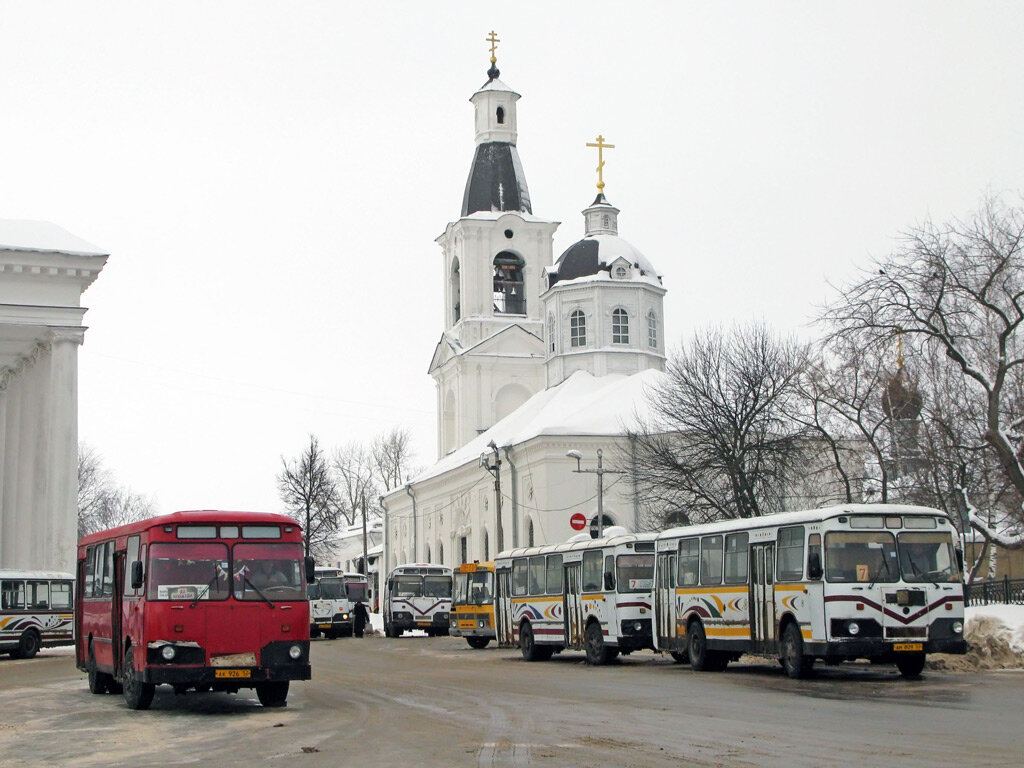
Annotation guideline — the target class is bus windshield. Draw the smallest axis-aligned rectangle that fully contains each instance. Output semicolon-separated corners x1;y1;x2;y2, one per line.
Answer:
454;571;493;606
616;554;654;593
825;532;898;583
148;543;230;601
393;576;422;597
898;532;961;583
318;577;346;599
423;576;452;598
346;582;368;602
232;542;306;601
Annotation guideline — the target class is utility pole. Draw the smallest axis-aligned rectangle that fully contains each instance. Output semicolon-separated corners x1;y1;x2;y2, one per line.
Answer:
480;440;503;553
361;492;368;576
567;448;622;538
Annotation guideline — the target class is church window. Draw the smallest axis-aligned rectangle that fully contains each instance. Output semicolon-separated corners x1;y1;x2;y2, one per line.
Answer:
528;518;535;547
570;310;587;347
437;542;444;564
451;257;461;323
647;311;658;349
612;308;629;344
483;529;489;561
548;313;556;353
460;536;468;564
496;106;505;124
493;251;525;314
602;215;609;228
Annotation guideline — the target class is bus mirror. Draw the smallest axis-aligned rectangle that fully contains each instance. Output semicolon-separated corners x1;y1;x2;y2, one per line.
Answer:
807;553;823;580
604;572;615;591
130;561;144;590
304;556;316;583
955;548;964;573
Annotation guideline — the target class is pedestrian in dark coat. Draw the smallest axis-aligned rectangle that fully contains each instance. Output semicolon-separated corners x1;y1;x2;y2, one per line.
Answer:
352;601;370;638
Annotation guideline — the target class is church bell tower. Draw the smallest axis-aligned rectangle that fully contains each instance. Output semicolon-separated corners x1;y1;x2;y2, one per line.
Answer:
428;34;559;457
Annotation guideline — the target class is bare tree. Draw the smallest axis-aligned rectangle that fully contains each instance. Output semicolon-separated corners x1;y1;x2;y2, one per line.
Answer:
77;443;155;538
277;435;341;558
333;442;380;527
822;195;1024;548
371;427;415;493
629;324;807;526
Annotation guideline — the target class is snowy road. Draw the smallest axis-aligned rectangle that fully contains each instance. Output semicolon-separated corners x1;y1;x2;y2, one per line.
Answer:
0;637;1021;767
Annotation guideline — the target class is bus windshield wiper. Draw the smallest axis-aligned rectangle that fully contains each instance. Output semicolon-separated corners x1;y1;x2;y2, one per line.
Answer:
869;554;893;589
243;576;276;608
906;554;939;588
190;573;221;609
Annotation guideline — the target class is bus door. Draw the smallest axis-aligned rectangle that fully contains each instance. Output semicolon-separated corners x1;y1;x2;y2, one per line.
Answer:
563;561;583;649
749;543;776;654
112;549;126;677
495;567;514;646
655;552;675;648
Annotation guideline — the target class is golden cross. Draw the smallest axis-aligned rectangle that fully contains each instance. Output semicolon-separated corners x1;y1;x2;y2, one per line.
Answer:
586;135;615;192
487;31;500;64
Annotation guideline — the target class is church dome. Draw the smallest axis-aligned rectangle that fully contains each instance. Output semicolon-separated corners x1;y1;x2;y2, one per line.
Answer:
548;195;660;287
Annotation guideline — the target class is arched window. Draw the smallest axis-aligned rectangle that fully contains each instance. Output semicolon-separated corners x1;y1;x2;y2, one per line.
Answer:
425;545;431;562
612;308;629;344
437;542;444;564
483;529;489;561
496;106;505;124
547;313;556;353
570;309;587;347
647;311;658;349
493;252;525;314
528;518;535;547
450;257;461;323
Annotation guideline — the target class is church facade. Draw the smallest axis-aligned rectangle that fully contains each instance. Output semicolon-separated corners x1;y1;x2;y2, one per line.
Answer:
381;54;668;571
0;221;107;573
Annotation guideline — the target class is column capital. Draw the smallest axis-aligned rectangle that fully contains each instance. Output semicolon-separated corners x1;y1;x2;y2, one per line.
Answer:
48;327;87;346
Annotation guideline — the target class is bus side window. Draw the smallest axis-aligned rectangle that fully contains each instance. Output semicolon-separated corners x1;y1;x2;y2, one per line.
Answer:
125;535;141;597
582;550;603;592
668;554;677;588
101;541;115;597
512;559;528;596
51;581;73;610
700;535;723;585
776;526;805;581
724;533;749;584
807;534;822;580
1;580;24;610
545;555;562;594
528;556;545;596
677;539;699;586
84;546;96;597
28;580;49;609
604;555;616;591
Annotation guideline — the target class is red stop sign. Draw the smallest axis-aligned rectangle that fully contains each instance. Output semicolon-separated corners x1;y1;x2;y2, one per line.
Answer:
569;512;587;531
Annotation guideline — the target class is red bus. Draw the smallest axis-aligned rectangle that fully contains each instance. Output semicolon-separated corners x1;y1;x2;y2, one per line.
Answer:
75;510;314;710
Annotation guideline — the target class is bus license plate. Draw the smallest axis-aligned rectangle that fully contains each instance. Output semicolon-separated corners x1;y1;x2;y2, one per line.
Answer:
417;621;431;627
893;643;923;652
214;669;251;679
318;624;332;629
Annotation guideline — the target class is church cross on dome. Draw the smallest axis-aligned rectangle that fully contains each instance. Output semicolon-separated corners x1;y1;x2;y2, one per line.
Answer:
586;135;615;192
487;31;500;64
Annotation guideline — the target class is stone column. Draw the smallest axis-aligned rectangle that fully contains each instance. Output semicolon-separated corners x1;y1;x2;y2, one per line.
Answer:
1;377;21;567
0;381;7;562
31;346;54;569
46;329;83;574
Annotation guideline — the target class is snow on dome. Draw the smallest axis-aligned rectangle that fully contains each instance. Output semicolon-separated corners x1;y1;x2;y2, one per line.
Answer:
551;233;660;286
475;77;519;96
0;220;107;257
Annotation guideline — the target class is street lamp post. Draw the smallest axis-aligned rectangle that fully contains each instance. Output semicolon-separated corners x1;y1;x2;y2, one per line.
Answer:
566;448;622;539
480;440;504;553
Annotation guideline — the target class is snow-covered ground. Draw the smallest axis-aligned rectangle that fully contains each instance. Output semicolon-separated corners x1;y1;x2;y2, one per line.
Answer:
927;605;1024;671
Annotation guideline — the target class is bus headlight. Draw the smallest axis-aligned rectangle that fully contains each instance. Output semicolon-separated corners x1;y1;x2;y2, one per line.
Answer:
161;645;176;661
847;621;860;636
952;621;963;634
342;613;350;620
288;645;302;660
634;622;643;632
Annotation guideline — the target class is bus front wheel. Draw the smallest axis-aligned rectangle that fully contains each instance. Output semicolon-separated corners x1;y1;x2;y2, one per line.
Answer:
519;622;552;662
688;621;726;672
12;629;40;660
780;622;813;679
895;652;926;679
122;647;155;710
256;681;289;707
584;621;617;666
87;646;111;695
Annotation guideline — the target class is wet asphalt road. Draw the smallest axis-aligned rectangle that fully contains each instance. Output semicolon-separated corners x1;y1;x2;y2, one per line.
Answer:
0;636;1021;767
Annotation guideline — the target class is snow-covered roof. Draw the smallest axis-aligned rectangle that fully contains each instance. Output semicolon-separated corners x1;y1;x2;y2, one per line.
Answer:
474;77;519;96
0;220;107;257
409;368;665;485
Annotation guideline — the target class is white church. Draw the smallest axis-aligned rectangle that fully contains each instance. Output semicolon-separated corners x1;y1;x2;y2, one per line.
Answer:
380;51;669;570
0;222;107;573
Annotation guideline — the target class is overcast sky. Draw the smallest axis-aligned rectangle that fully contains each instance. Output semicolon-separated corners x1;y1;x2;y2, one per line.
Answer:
3;1;1022;515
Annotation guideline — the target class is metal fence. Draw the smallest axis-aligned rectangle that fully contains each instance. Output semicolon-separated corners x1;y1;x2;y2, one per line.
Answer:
965;577;1024;606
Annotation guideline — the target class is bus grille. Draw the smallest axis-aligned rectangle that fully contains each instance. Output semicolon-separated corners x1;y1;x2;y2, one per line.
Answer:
885;626;927;639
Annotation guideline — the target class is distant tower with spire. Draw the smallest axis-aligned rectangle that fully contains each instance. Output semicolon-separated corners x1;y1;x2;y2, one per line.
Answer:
881;331;925;479
429;33;560;457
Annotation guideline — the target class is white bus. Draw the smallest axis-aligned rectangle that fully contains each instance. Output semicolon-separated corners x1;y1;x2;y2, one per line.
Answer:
652;504;967;679
383;564;452;638
1;570;75;659
494;530;657;665
307;568;369;638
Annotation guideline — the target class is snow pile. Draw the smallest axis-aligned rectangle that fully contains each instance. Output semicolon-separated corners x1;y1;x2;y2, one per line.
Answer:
927;605;1024;672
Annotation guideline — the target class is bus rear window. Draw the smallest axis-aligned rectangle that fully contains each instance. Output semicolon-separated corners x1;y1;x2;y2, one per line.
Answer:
148;542;230;601
616;554;654;593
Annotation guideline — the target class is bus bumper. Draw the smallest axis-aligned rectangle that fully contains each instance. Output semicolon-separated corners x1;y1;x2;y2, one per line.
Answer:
143;640;312;684
804;637;968;658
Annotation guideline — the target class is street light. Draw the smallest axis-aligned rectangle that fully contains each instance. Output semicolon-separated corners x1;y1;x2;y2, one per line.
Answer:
566;448;621;539
480;440;504;553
